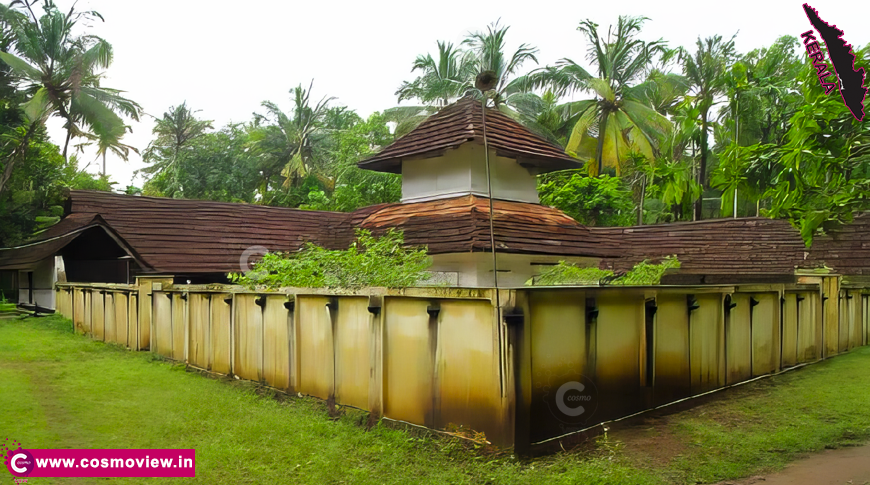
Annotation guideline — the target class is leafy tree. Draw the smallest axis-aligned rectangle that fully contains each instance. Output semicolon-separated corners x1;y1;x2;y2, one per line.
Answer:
251;81;335;195
713;44;870;245
139;102;213;195
538;171;635;226
395;41;476;107
0;0;140;191
302;112;400;212
462;20;539;107
230;229;431;289
142;124;258;202
678;34;737;218
534;16;671;175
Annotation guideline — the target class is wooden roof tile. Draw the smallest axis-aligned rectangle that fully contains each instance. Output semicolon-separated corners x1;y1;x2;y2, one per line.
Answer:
357;96;582;173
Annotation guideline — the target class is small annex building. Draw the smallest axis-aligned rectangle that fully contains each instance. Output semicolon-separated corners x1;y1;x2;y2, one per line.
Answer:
2;95;870;309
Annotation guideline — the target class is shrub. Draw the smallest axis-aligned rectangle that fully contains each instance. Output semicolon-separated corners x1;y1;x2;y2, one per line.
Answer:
229;229;431;290
527;256;680;286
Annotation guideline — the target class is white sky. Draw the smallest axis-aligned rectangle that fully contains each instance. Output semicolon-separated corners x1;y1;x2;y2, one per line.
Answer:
41;0;868;189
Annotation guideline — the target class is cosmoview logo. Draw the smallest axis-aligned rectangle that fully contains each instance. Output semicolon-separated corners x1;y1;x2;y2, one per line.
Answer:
543;374;599;427
4;440;35;478
556;381;593;417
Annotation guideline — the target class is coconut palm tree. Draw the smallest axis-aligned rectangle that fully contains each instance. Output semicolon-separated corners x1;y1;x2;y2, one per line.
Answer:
139;102;213;194
251;81;335;190
678;34;737;218
395;41;476;108
0;0;141;192
534;16;672;175
462;20;539;107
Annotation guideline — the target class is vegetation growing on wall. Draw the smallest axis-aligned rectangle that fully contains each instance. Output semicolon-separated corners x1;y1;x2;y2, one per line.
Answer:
528;256;680;286
230;229;431;290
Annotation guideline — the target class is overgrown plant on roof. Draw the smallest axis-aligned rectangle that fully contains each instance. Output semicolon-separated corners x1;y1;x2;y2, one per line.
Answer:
527;256;680;286
229;229;432;290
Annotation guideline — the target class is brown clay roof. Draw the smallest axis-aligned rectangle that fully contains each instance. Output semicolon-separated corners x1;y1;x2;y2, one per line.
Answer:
0;214;146;271
358;96;582;173
806;213;870;275
58;191;617;274
592;214;870;278
7;190;869;279
591;218;810;276
66;190;356;274
356;195;620;258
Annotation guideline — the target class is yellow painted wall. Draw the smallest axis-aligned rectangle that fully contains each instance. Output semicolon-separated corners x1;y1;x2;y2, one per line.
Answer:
210;294;232;375
104;292;116;344
91;291;105;341
690;294;724;393
527;290;586;440
782;293;798;368
864;295;870;346
383;297;433;426
595;291;644;418
796;292;821;363
73;288;86;334
60;281;870;450
262;295;291;391
848;291;863;349
188;293;210;369
726;293;752;384
824;277;840;357
334;297;371;410
751;293;779;376
153;292;173;358
233;294;263;382
437;299;501;440
171;294;186;361
297;296;335;400
654;293;690;402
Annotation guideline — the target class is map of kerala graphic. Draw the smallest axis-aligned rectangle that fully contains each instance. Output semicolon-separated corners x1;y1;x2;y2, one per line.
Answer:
802;4;867;121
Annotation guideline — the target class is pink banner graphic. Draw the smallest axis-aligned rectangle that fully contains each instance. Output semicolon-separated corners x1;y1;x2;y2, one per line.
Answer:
4;441;195;478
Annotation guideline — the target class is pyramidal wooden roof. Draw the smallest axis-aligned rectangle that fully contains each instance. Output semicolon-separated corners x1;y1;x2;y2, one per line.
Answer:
358;96;582;173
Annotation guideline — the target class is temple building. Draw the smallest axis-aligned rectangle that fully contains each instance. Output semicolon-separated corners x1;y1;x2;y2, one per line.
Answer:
1;96;869;310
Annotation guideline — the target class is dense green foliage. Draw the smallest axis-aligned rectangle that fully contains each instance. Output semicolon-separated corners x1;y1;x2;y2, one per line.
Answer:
0;0;131;246
529;256;680;285
1;2;867;248
230;229;431;289
538;172;635;226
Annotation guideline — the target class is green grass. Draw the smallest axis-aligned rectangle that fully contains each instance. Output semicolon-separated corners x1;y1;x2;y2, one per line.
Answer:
3;315;870;484
623;348;870;483
0;315;659;485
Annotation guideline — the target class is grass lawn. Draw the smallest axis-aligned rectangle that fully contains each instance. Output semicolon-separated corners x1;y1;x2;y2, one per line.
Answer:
2;315;870;484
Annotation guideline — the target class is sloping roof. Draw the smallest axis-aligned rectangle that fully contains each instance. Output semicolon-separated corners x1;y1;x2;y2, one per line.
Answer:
805;213;870;275
592;214;870;278
357;195;620;258
591;218;809;276
0;214;146;271
57;191;617;274
358;96;582;174
66;190;356;274
6;190;867;279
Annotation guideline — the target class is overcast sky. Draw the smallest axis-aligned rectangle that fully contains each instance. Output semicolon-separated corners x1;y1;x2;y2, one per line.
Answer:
41;0;868;189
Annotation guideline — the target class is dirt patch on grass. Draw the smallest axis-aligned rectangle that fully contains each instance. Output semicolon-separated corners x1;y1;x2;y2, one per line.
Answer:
609;414;687;469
